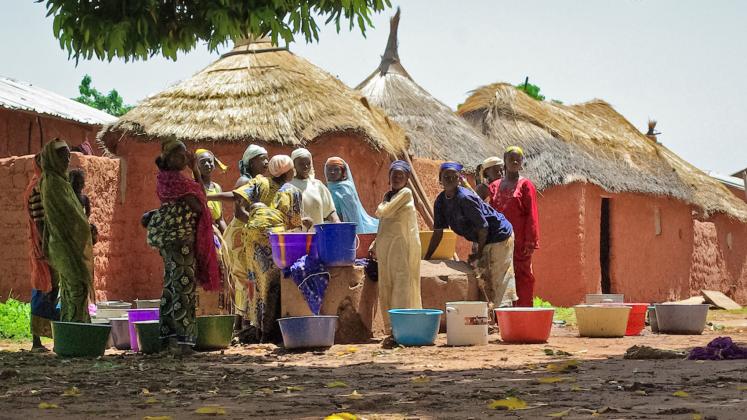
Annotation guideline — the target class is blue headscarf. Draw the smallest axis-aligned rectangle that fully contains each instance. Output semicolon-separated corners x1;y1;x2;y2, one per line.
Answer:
439;161;464;173
389;160;412;174
325;157;379;234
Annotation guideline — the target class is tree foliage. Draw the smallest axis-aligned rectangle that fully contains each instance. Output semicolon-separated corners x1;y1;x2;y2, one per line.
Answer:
39;0;392;62
515;81;545;101
74;75;133;116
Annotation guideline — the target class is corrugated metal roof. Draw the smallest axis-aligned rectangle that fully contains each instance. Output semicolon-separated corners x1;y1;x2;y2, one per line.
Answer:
0;76;117;125
707;171;745;190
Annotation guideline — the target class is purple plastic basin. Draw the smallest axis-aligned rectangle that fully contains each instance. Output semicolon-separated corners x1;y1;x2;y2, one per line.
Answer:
127;308;159;352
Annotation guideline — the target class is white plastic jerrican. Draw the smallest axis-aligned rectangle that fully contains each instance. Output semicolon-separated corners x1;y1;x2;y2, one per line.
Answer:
445;301;489;346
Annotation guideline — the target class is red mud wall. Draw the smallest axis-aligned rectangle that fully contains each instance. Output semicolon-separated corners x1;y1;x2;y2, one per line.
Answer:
531;183;598;307
607;191;694;303
0;153;119;302
107;134;397;301
0;108;102;158
690;215;747;303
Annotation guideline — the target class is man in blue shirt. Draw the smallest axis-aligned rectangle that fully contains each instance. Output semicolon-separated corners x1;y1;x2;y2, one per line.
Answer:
424;162;518;308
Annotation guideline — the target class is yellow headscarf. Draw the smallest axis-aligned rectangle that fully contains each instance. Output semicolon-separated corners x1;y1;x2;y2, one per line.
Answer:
505;146;524;156
195;148;228;172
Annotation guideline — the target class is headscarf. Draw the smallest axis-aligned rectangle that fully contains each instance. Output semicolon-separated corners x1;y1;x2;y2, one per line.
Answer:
240;144;268;177
291;148;315;178
505;145;525;156
160;135;183;160
481;156;504;175
439;161;464;174
39;140;93;300
325;158;379;234
156;169;221;291
389;160;411;175
268;155;294;178
195;148;228;172
25;155;52;292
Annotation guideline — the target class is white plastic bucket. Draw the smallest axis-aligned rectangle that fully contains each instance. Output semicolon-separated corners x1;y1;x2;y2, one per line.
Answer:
445;301;489;346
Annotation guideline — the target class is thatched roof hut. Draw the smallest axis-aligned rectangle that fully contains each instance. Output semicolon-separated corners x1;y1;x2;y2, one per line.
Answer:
458;82;747;221
99;38;406;157
355;9;495;171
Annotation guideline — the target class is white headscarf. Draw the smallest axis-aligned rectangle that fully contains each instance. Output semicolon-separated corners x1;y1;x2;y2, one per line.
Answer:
291;148;314;178
242;144;268;166
481;156;504;176
268;155;294;178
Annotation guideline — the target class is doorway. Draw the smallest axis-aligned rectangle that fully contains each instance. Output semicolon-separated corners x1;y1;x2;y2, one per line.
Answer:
600;198;611;294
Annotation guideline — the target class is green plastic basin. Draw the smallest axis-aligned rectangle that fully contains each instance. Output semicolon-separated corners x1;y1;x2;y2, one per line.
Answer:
52;321;112;358
195;315;236;351
134;320;162;354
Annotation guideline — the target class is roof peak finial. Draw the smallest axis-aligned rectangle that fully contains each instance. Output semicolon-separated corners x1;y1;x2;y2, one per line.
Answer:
378;7;401;76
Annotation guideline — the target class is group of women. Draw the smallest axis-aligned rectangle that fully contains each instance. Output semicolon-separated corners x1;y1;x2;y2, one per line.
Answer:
26;136;539;353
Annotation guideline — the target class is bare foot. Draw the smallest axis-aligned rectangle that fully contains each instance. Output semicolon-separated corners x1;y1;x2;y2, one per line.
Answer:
31;345;50;353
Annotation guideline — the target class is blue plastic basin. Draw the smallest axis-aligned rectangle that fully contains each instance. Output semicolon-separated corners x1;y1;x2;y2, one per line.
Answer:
388;309;443;346
315;222;357;266
277;316;338;349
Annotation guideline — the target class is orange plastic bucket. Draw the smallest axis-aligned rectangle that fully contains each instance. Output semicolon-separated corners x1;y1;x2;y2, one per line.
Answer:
624;303;649;336
495;308;555;343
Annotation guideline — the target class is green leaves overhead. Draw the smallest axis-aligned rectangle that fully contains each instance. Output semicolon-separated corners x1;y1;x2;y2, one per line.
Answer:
73;75;133;117
39;0;392;62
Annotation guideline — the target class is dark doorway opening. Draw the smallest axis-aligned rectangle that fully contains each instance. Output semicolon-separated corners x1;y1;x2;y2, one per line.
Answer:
600;198;611;294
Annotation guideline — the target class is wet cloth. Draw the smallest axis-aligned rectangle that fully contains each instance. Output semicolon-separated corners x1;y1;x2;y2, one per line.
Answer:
375;187;422;330
489;177;539;307
40;141;93;323
688;337;747;360
146;200;199;345
284;254;330;316
433;186;512;244
156;170;220;291
325;158;379;234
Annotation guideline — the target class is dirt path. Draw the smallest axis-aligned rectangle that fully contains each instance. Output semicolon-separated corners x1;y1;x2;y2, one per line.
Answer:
1;317;746;419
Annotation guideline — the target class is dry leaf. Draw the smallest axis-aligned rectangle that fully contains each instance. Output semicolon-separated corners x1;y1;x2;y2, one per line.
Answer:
487;397;528;410
195;405;226;415
145;397;159;404
410;375;431;384
634;390;647;396
143;417;173;420
737;385;747;391
286;386;304;392
692;414;702;420
537;376;574;384
546;360;579;373
326;381;348;388
547;408;571;417
141;388;151;395
38;402;59;409
62;386;81;397
673;390;690;398
342;390;364;400
570;385;591;392
325;413;358;420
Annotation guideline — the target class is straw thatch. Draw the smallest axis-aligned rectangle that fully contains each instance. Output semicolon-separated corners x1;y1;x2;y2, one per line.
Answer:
458;82;747;220
98;38;406;156
355;9;495;171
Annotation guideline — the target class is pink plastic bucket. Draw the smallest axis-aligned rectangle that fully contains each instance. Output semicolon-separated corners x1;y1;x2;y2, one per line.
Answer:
127;308;159;352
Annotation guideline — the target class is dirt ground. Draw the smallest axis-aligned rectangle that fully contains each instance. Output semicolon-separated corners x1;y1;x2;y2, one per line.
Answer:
0;311;745;420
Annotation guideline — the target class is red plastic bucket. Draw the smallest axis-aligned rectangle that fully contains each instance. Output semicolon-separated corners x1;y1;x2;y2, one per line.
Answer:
623;303;649;336
495;308;554;343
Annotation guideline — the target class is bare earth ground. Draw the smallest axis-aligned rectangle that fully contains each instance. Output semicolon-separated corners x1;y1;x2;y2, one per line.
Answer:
0;311;745;420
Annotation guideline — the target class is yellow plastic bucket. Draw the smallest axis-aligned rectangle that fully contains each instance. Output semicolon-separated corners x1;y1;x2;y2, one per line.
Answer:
419;230;457;260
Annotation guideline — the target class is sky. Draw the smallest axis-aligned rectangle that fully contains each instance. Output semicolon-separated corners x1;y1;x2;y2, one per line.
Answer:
1;0;745;174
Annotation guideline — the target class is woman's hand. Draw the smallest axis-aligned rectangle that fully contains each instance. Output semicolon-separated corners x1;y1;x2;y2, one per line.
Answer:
522;243;536;257
301;217;314;231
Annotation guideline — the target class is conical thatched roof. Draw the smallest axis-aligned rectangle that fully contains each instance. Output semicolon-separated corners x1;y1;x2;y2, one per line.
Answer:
355;9;495;171
458;82;747;220
98;38;406;156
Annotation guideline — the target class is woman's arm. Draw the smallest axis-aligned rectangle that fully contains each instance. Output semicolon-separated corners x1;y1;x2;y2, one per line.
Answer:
424;229;444;260
375;188;413;219
207;191;235;202
521;180;540;256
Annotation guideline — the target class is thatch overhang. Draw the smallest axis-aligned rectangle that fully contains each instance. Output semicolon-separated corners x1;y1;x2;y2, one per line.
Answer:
98;38;406;156
458;82;747;220
355;9;495;171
